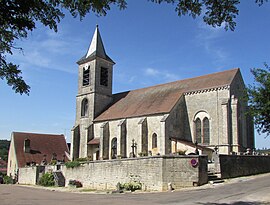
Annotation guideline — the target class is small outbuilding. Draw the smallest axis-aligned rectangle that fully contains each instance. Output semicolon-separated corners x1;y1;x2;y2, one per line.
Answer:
7;132;69;178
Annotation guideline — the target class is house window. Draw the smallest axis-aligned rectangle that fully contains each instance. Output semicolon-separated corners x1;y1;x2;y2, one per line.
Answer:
195;118;202;143
152;133;157;149
111;138;117;159
100;67;108;86
81;98;88;117
203;117;210;144
82;66;90;86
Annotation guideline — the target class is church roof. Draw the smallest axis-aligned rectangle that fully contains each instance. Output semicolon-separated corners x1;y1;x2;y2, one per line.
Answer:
94;68;240;122
11;132;69;168
77;25;114;65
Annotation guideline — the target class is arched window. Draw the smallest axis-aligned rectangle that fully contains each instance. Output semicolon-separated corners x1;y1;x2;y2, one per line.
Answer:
203;117;210;144
111;138;117;159
195;118;202;143
152;133;157;149
81;98;88;117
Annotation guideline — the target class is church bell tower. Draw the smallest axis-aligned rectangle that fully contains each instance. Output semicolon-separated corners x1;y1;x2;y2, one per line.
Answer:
71;25;115;160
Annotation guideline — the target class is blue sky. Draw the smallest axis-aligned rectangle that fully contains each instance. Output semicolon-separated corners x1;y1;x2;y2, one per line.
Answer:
1;1;269;148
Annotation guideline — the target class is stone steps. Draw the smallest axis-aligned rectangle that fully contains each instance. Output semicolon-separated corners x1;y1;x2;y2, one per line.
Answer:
53;171;65;187
208;172;224;184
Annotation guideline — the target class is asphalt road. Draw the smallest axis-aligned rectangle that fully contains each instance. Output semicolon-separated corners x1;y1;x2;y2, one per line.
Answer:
1;173;270;205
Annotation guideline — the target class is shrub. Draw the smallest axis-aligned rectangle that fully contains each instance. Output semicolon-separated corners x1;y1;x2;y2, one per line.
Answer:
50;160;57;165
118;174;142;192
75;157;89;162
138;152;148;157
65;161;81;168
120;182;142;192
38;173;55;187
68;180;82;188
176;149;187;155
3;175;13;184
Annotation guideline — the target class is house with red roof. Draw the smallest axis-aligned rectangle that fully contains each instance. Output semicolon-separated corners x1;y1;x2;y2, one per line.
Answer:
71;26;254;161
7;132;69;178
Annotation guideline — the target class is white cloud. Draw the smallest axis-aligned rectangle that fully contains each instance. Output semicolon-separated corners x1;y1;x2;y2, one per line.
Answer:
145;68;160;76
195;19;229;68
145;68;179;82
8;27;83;74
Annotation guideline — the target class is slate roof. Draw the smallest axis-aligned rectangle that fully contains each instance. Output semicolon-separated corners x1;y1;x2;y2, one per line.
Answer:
94;68;240;122
77;25;114;65
12;132;69;168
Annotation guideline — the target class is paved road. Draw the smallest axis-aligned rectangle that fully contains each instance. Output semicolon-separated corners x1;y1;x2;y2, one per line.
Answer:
1;173;270;205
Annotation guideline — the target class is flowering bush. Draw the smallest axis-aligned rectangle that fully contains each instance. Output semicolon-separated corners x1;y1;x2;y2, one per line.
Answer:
123;181;142;191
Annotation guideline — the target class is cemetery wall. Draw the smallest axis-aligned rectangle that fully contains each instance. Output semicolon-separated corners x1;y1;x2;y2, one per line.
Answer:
219;155;270;179
62;155;208;191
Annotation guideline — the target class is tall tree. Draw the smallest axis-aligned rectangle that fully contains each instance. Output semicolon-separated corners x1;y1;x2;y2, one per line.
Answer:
0;140;10;161
0;0;268;94
248;64;270;137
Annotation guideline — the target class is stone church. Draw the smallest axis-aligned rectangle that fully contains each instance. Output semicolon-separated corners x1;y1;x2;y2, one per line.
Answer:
71;26;254;161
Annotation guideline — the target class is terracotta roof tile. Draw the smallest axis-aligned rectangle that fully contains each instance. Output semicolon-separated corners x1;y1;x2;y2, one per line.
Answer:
12;132;69;168
94;68;239;122
87;138;100;145
172;139;213;151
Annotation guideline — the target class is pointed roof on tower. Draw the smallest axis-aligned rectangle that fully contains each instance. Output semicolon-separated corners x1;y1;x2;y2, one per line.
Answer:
77;25;114;65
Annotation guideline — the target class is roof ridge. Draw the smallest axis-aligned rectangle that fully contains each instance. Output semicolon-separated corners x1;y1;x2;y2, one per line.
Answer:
13;132;64;136
113;68;239;95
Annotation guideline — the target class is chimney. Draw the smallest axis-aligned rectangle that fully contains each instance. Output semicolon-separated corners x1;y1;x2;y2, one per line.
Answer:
24;139;31;153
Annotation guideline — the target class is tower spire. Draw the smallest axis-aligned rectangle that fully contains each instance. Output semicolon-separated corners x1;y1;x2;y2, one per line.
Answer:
77;25;114;64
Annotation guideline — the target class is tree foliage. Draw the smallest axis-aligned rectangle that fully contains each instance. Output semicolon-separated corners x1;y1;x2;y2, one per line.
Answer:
248;64;270;137
0;0;268;94
0;140;10;161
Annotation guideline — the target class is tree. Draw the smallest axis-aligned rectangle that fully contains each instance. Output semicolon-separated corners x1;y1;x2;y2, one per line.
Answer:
248;63;270;137
0;0;268;94
0;140;10;161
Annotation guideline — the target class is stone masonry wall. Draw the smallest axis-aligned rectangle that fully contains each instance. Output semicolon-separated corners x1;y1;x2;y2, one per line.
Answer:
62;155;208;191
162;155;208;190
18;166;38;185
219;155;270;179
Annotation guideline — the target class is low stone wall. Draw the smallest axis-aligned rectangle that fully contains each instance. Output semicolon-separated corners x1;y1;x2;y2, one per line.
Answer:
18;166;38;185
63;155;208;191
219;155;270;179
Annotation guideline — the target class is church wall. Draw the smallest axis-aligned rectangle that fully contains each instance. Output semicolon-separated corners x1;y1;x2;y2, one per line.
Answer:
107;120;120;159
166;96;192;143
184;89;231;154
145;115;164;155
229;71;253;152
94;115;165;159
